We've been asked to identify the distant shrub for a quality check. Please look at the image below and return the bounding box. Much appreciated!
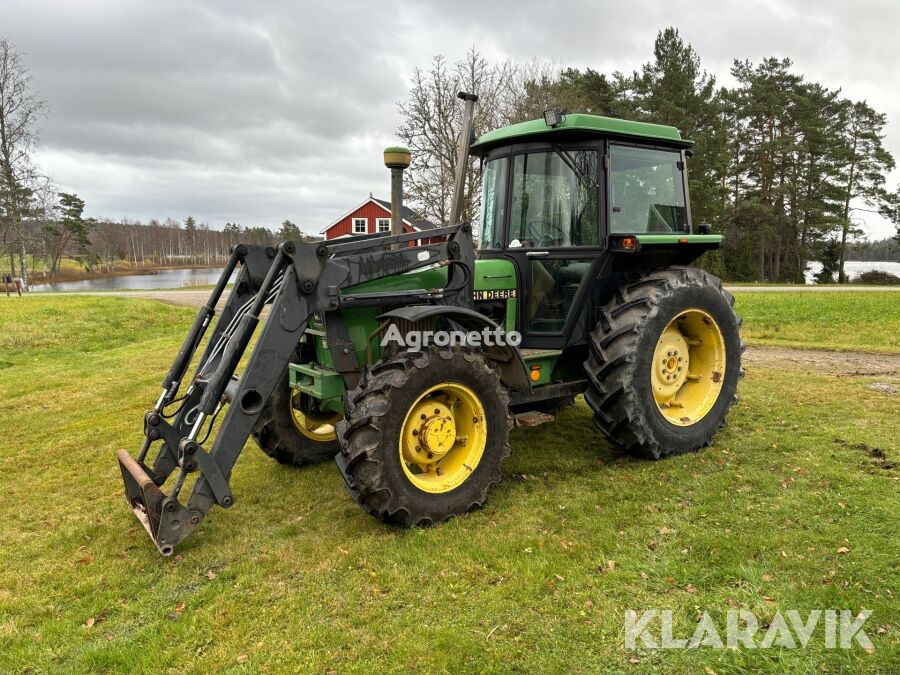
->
[854,270,900,285]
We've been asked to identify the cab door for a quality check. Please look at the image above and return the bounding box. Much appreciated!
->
[500,147,603,347]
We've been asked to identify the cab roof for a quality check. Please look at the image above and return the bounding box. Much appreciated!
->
[470,113,691,154]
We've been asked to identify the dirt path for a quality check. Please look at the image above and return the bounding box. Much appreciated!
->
[743,345,899,377]
[58,290,900,378]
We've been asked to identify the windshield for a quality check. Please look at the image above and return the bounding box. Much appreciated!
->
[609,145,687,233]
[477,157,508,249]
[507,150,599,248]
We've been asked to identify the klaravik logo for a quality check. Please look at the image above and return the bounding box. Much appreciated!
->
[624,609,874,650]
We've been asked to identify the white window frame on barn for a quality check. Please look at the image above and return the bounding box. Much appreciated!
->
[352,217,367,234]
[376,217,391,233]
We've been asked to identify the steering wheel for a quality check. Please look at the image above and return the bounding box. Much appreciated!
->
[525,219,566,247]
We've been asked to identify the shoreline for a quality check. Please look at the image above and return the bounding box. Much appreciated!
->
[26,264,224,286]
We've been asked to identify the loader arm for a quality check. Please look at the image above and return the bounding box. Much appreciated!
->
[118,223,475,555]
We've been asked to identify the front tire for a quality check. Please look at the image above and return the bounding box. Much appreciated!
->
[337,346,512,526]
[583,267,742,459]
[251,353,341,466]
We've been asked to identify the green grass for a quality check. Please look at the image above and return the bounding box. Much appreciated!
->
[734,291,900,352]
[0,296,897,672]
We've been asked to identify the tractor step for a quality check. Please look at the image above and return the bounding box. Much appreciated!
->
[514,411,555,428]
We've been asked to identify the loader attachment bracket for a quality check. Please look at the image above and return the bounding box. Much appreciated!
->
[117,449,197,556]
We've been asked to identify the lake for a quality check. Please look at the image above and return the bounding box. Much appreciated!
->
[30,267,232,293]
[26,260,900,292]
[804,260,900,284]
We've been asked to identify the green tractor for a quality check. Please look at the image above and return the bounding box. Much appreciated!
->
[118,95,742,555]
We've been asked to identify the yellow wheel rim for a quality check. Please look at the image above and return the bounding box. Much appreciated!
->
[651,309,726,427]
[290,390,340,442]
[398,382,487,494]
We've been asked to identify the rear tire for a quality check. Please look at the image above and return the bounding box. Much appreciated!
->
[583,267,742,459]
[337,346,512,526]
[252,351,340,467]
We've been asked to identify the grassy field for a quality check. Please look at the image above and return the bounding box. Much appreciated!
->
[0,295,897,673]
[733,291,900,352]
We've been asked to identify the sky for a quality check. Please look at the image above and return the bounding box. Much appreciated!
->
[3,0,899,239]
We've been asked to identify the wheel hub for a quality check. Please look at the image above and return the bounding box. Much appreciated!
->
[651,309,726,427]
[652,328,689,400]
[399,383,487,493]
[403,400,457,464]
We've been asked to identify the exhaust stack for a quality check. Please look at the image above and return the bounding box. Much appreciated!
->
[450,91,479,226]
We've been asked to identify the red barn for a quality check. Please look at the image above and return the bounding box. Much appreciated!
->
[321,195,443,245]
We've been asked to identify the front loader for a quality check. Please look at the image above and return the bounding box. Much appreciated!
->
[119,95,742,555]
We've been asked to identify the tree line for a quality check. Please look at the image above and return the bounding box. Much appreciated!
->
[397,29,900,282]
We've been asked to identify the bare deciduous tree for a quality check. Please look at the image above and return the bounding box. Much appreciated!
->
[0,37,47,288]
[397,49,526,228]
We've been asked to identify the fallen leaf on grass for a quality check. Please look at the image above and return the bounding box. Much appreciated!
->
[628,657,640,665]
[837,546,850,555]
[704,667,718,675]
[762,573,773,582]
[237,654,249,663]
[606,560,616,573]
[174,602,185,616]
[84,617,95,628]
[684,584,696,593]
[584,599,593,609]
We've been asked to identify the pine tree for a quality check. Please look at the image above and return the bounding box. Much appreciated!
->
[279,219,302,241]
[184,215,197,264]
[835,101,895,282]
[631,28,729,233]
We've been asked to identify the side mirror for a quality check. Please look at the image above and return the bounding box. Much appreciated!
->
[697,223,711,235]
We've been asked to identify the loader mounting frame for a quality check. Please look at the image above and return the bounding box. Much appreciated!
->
[118,224,475,555]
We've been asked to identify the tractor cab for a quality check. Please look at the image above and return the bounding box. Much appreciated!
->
[469,112,706,344]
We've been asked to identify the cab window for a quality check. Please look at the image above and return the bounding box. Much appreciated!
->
[507,150,599,248]
[477,157,508,250]
[609,145,687,233]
